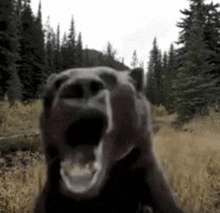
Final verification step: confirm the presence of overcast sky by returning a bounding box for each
[31,0,218,68]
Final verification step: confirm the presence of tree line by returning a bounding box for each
[146,0,220,122]
[0,0,128,102]
[1,0,220,123]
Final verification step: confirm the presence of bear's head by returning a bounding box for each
[40,67,151,200]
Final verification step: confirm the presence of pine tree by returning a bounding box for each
[160,51,168,106]
[103,42,117,68]
[146,38,162,105]
[45,17,55,75]
[130,50,138,68]
[0,0,22,101]
[54,24,63,72]
[174,0,220,122]
[177,0,220,77]
[32,1,46,98]
[168,44,175,68]
[162,51,168,72]
[0,0,13,99]
[174,20,218,122]
[204,2,220,77]
[163,44,177,112]
[18,0,40,100]
[61,32,68,69]
[66,16,76,68]
[76,32,83,67]
[7,1,22,103]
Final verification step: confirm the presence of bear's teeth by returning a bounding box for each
[64,164,95,177]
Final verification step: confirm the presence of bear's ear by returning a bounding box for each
[47,73,58,85]
[129,68,146,92]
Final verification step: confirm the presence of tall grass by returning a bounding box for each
[0,100,42,132]
[154,109,220,213]
[0,153,46,212]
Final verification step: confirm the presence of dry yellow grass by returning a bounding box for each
[0,155,46,213]
[0,100,42,132]
[1,103,220,212]
[154,112,220,213]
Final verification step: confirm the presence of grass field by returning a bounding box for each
[1,102,220,212]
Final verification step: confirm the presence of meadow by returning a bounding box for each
[1,101,220,212]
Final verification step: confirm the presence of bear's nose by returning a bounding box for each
[60,78,105,99]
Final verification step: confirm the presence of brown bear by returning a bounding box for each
[34,67,184,213]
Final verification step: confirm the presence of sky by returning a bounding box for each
[31,0,218,69]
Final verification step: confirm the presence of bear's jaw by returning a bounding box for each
[60,141,104,195]
[60,162,99,193]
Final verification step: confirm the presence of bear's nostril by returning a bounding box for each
[61,84,84,99]
[55,80,63,89]
[90,81,104,96]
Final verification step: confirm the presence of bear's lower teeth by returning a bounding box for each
[63,163,96,177]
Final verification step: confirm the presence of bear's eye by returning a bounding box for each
[99,73,117,89]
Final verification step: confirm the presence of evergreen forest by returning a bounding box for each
[146,0,220,122]
[0,0,128,102]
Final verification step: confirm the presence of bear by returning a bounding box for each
[34,66,184,213]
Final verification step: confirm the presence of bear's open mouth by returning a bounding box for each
[60,110,107,193]
[65,110,108,146]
